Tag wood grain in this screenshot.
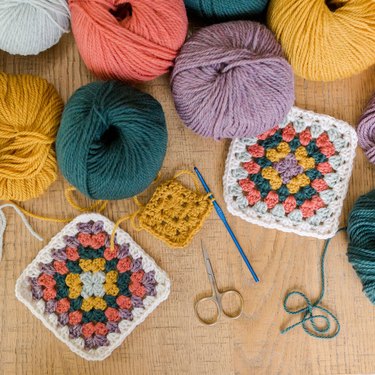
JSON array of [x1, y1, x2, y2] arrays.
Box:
[[0, 32, 375, 375]]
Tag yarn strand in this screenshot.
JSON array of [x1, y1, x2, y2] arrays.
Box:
[[0, 187, 110, 260], [281, 229, 345, 339], [0, 203, 43, 261]]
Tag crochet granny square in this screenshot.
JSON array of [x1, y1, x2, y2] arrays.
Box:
[[138, 179, 213, 248], [223, 107, 357, 239], [15, 214, 170, 361]]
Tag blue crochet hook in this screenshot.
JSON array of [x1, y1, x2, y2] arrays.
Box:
[[194, 167, 260, 283]]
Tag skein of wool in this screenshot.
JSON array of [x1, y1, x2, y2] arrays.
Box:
[[347, 190, 375, 304], [267, 0, 375, 82], [357, 93, 375, 164], [0, 0, 70, 56], [69, 0, 188, 82], [56, 81, 168, 200], [0, 73, 64, 201], [171, 21, 294, 140], [184, 0, 269, 21]]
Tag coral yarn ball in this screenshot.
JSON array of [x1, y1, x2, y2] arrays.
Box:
[[56, 81, 168, 200], [171, 21, 295, 140], [69, 0, 188, 82], [268, 0, 375, 81], [184, 0, 269, 21], [0, 0, 70, 55]]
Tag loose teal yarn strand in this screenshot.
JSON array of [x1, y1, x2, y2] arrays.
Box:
[[184, 0, 269, 21], [282, 190, 375, 338], [281, 230, 345, 339], [347, 190, 375, 304]]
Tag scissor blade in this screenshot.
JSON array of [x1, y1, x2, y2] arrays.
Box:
[[201, 241, 217, 289]]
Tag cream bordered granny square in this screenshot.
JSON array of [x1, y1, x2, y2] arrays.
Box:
[[223, 107, 357, 239], [15, 213, 170, 361]]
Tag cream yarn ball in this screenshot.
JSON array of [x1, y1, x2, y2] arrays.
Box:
[[0, 0, 70, 55]]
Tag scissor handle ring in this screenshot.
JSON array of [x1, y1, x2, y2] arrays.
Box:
[[219, 290, 244, 320], [194, 296, 221, 326]]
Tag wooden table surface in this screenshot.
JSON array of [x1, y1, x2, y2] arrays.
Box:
[[0, 32, 375, 375]]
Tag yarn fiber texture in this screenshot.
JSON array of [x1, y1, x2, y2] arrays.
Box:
[[184, 0, 268, 21], [69, 0, 188, 82], [347, 190, 375, 304], [0, 0, 70, 56], [267, 0, 375, 82], [171, 21, 295, 140], [357, 93, 375, 164], [56, 81, 168, 201], [0, 73, 63, 201]]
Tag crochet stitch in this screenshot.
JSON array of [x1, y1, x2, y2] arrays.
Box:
[[137, 174, 213, 248], [15, 214, 170, 361], [223, 107, 357, 239]]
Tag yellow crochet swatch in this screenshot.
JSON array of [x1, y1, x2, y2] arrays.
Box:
[[137, 175, 213, 248]]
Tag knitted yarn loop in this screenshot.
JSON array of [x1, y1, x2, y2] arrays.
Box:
[[267, 0, 375, 81]]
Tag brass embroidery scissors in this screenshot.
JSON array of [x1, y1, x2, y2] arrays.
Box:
[[195, 241, 244, 326]]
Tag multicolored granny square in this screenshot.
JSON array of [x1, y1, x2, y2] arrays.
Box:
[[15, 214, 170, 361], [223, 107, 357, 239]]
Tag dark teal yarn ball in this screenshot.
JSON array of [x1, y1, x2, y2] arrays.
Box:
[[56, 81, 168, 200], [184, 0, 268, 21], [347, 190, 375, 304]]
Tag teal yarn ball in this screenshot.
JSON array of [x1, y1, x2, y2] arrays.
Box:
[[56, 81, 168, 200], [184, 0, 268, 21], [347, 190, 375, 304]]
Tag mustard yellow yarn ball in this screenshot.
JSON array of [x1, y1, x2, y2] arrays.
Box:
[[0, 73, 63, 201], [267, 0, 375, 81]]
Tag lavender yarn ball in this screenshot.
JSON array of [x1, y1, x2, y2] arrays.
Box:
[[171, 21, 295, 140], [358, 94, 375, 164]]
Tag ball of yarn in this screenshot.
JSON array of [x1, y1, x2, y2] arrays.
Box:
[[56, 81, 168, 200], [184, 0, 268, 21], [347, 190, 375, 304], [171, 21, 294, 140], [0, 0, 70, 55], [268, 0, 375, 81], [69, 0, 188, 82], [357, 93, 375, 164], [0, 73, 63, 201]]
